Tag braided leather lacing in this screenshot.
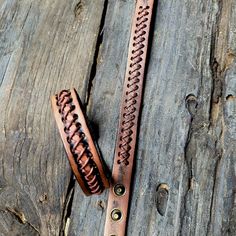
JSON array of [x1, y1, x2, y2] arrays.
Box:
[[118, 6, 150, 166], [56, 90, 104, 194]]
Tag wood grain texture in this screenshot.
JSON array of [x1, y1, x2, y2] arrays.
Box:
[[68, 0, 236, 236], [0, 0, 105, 235], [1, 0, 236, 236]]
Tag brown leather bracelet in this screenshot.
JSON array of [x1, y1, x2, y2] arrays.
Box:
[[104, 0, 155, 235], [51, 88, 109, 195]]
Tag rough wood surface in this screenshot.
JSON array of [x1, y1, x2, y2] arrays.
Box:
[[0, 0, 236, 236], [0, 0, 105, 235]]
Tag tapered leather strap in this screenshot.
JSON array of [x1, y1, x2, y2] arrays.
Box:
[[51, 89, 109, 195], [104, 0, 155, 235]]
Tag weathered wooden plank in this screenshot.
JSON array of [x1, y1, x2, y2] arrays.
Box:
[[68, 0, 236, 235], [0, 0, 105, 235], [67, 0, 135, 235], [1, 0, 235, 235]]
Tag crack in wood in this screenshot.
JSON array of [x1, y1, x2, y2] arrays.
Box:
[[6, 207, 40, 234], [85, 0, 108, 110], [206, 2, 233, 233], [206, 147, 223, 235], [6, 207, 27, 224], [59, 176, 75, 236]]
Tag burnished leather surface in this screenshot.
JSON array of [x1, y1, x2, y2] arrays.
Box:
[[51, 88, 109, 196], [104, 0, 155, 235]]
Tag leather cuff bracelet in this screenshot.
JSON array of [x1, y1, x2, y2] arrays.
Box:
[[51, 88, 109, 195]]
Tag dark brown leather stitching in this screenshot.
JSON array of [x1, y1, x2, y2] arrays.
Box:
[[55, 90, 104, 194], [118, 5, 151, 166]]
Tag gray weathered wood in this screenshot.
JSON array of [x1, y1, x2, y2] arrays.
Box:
[[1, 0, 236, 236], [0, 0, 105, 235]]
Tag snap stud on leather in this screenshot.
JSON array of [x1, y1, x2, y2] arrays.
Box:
[[111, 209, 122, 221], [114, 184, 126, 196]]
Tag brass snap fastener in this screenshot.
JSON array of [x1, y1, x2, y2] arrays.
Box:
[[114, 184, 126, 196], [111, 209, 122, 221]]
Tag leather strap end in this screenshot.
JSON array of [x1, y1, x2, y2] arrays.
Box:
[[104, 0, 155, 234]]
